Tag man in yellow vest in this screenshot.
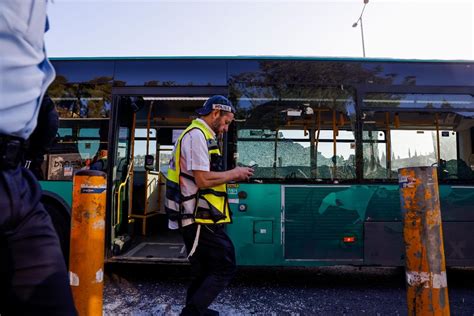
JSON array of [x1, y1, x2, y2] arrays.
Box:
[[165, 95, 253, 315]]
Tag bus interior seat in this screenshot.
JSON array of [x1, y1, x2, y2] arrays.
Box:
[[445, 159, 474, 179], [145, 171, 161, 214], [132, 166, 164, 212]]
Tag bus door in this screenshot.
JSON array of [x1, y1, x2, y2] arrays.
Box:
[[128, 101, 169, 238], [107, 96, 139, 256], [108, 93, 226, 262], [121, 96, 209, 262]]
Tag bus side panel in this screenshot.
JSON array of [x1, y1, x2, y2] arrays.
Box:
[[364, 222, 404, 266], [40, 180, 73, 207], [364, 184, 474, 266], [229, 184, 370, 266], [231, 183, 474, 267], [440, 186, 474, 221], [283, 185, 365, 262], [364, 223, 474, 267], [227, 184, 282, 266], [363, 184, 403, 266], [441, 186, 474, 266], [443, 222, 474, 266]]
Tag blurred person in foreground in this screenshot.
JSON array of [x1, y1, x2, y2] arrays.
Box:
[[0, 1, 76, 315], [165, 95, 254, 315], [23, 94, 59, 180]]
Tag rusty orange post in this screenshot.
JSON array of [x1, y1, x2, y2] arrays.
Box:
[[398, 166, 450, 315], [69, 170, 107, 315]]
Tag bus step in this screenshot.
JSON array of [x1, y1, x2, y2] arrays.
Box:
[[114, 242, 187, 262]]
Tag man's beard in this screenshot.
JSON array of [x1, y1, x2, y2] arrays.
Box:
[[210, 119, 220, 134]]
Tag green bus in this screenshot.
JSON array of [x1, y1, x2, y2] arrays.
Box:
[[41, 56, 474, 266]]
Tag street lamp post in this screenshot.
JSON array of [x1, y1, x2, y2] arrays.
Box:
[[352, 0, 369, 57]]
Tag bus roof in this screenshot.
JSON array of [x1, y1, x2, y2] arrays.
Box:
[[49, 55, 473, 64]]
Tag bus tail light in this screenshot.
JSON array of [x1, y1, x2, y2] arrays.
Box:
[[343, 236, 356, 243]]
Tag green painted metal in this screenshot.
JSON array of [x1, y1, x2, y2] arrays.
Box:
[[39, 179, 474, 266], [227, 183, 474, 266], [284, 186, 363, 261], [253, 221, 273, 244], [39, 180, 73, 207], [227, 184, 282, 265]]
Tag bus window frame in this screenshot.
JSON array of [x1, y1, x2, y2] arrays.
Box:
[[357, 84, 474, 185], [133, 127, 158, 171], [232, 83, 358, 184]]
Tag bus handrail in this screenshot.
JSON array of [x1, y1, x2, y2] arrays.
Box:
[[114, 160, 134, 230]]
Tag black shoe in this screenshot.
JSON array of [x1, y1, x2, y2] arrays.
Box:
[[204, 308, 219, 316], [180, 305, 219, 316], [180, 305, 200, 316]]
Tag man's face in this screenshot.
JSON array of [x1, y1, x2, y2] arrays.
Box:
[[210, 110, 234, 135]]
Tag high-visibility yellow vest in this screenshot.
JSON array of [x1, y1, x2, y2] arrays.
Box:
[[165, 119, 231, 225]]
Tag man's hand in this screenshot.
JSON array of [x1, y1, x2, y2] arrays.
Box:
[[232, 166, 254, 181]]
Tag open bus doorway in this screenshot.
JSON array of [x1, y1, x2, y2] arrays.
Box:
[[109, 95, 219, 263]]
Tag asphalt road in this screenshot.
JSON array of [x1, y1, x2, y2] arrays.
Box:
[[104, 265, 474, 315]]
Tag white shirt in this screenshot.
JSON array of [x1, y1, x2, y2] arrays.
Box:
[[168, 119, 215, 229], [0, 1, 55, 139]]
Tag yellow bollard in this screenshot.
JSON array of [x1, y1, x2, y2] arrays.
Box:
[[398, 166, 450, 315], [69, 170, 107, 316]]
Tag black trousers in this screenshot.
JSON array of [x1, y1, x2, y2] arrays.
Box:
[[181, 223, 236, 315], [0, 166, 76, 315]]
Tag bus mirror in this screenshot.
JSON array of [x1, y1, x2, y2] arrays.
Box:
[[144, 154, 154, 171]]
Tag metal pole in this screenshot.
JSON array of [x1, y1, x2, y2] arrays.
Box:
[[398, 166, 450, 315], [360, 17, 366, 58], [69, 170, 107, 316], [352, 1, 368, 57]]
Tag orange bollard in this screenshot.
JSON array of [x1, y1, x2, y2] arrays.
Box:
[[69, 170, 107, 315], [398, 166, 450, 315]]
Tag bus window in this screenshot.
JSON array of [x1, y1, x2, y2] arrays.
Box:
[[78, 128, 102, 160], [45, 82, 111, 180], [51, 84, 111, 119], [133, 128, 157, 171], [234, 84, 356, 181], [158, 145, 174, 175], [362, 126, 390, 179], [116, 127, 130, 181], [48, 120, 109, 180], [362, 93, 474, 181]]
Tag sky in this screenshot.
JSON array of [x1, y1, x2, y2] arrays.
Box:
[[45, 0, 474, 60]]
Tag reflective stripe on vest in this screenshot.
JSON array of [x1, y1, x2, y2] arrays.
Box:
[[165, 119, 231, 225]]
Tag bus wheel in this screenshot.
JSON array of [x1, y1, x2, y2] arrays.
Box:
[[42, 200, 71, 267]]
